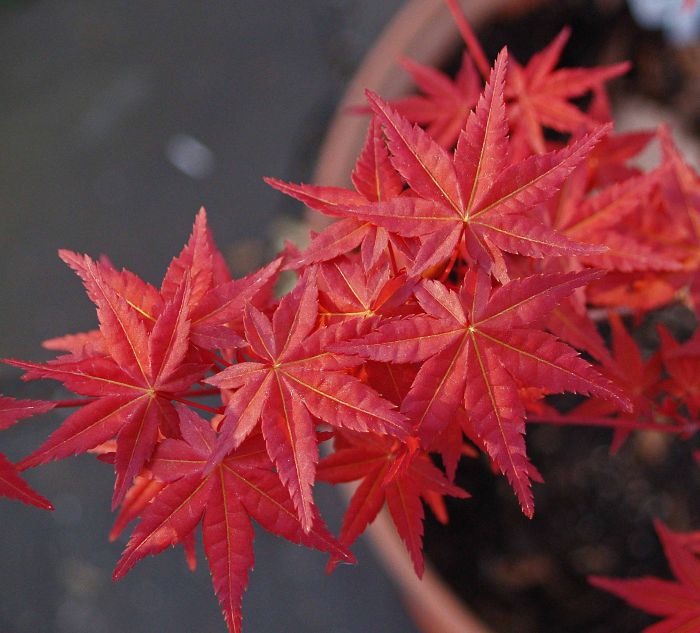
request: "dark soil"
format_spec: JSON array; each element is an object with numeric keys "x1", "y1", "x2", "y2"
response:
[
  {"x1": 422, "y1": 4, "x2": 700, "y2": 632},
  {"x1": 425, "y1": 424, "x2": 700, "y2": 633}
]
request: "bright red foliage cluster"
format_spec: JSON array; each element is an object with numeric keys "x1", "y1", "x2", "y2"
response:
[{"x1": 3, "y1": 3, "x2": 700, "y2": 632}]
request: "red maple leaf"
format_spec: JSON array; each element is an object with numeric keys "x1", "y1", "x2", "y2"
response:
[
  {"x1": 266, "y1": 117, "x2": 408, "y2": 271},
  {"x1": 342, "y1": 51, "x2": 607, "y2": 277},
  {"x1": 9, "y1": 259, "x2": 205, "y2": 508},
  {"x1": 113, "y1": 405, "x2": 353, "y2": 633},
  {"x1": 655, "y1": 125, "x2": 700, "y2": 312},
  {"x1": 317, "y1": 430, "x2": 468, "y2": 577},
  {"x1": 0, "y1": 395, "x2": 55, "y2": 510},
  {"x1": 567, "y1": 312, "x2": 664, "y2": 453},
  {"x1": 336, "y1": 270, "x2": 629, "y2": 517},
  {"x1": 390, "y1": 52, "x2": 481, "y2": 149},
  {"x1": 142, "y1": 208, "x2": 282, "y2": 351},
  {"x1": 590, "y1": 521, "x2": 700, "y2": 632},
  {"x1": 207, "y1": 271, "x2": 409, "y2": 531},
  {"x1": 505, "y1": 28, "x2": 628, "y2": 157},
  {"x1": 584, "y1": 87, "x2": 656, "y2": 189},
  {"x1": 45, "y1": 209, "x2": 280, "y2": 355},
  {"x1": 317, "y1": 256, "x2": 416, "y2": 322},
  {"x1": 0, "y1": 395, "x2": 54, "y2": 431},
  {"x1": 444, "y1": 0, "x2": 628, "y2": 158},
  {"x1": 6, "y1": 212, "x2": 281, "y2": 510},
  {"x1": 659, "y1": 325, "x2": 700, "y2": 419},
  {"x1": 0, "y1": 453, "x2": 52, "y2": 510},
  {"x1": 544, "y1": 162, "x2": 681, "y2": 273}
]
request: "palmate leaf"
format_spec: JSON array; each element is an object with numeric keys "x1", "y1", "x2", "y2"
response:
[
  {"x1": 591, "y1": 521, "x2": 700, "y2": 632},
  {"x1": 4, "y1": 212, "x2": 283, "y2": 511},
  {"x1": 161, "y1": 209, "x2": 283, "y2": 346},
  {"x1": 337, "y1": 270, "x2": 629, "y2": 517},
  {"x1": 10, "y1": 265, "x2": 203, "y2": 509},
  {"x1": 161, "y1": 207, "x2": 217, "y2": 307},
  {"x1": 207, "y1": 271, "x2": 409, "y2": 531},
  {"x1": 658, "y1": 124, "x2": 700, "y2": 247},
  {"x1": 317, "y1": 430, "x2": 467, "y2": 577},
  {"x1": 439, "y1": 1, "x2": 628, "y2": 159},
  {"x1": 590, "y1": 111, "x2": 653, "y2": 183},
  {"x1": 390, "y1": 52, "x2": 481, "y2": 149},
  {"x1": 545, "y1": 164, "x2": 683, "y2": 274},
  {"x1": 0, "y1": 395, "x2": 54, "y2": 431},
  {"x1": 569, "y1": 312, "x2": 662, "y2": 453},
  {"x1": 0, "y1": 452, "x2": 52, "y2": 510},
  {"x1": 8, "y1": 266, "x2": 199, "y2": 502},
  {"x1": 59, "y1": 209, "x2": 281, "y2": 352},
  {"x1": 338, "y1": 50, "x2": 608, "y2": 277},
  {"x1": 505, "y1": 27, "x2": 629, "y2": 156},
  {"x1": 114, "y1": 407, "x2": 352, "y2": 633},
  {"x1": 42, "y1": 329, "x2": 106, "y2": 355},
  {"x1": 318, "y1": 256, "x2": 415, "y2": 321},
  {"x1": 659, "y1": 326, "x2": 700, "y2": 419},
  {"x1": 266, "y1": 117, "x2": 406, "y2": 270},
  {"x1": 0, "y1": 396, "x2": 55, "y2": 508}
]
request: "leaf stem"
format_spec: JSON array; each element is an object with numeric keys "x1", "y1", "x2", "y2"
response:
[
  {"x1": 178, "y1": 387, "x2": 221, "y2": 398},
  {"x1": 529, "y1": 412, "x2": 698, "y2": 435},
  {"x1": 386, "y1": 241, "x2": 399, "y2": 277},
  {"x1": 439, "y1": 229, "x2": 464, "y2": 283},
  {"x1": 169, "y1": 395, "x2": 225, "y2": 416},
  {"x1": 200, "y1": 349, "x2": 232, "y2": 369}
]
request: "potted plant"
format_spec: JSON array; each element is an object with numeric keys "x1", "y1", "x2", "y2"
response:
[{"x1": 2, "y1": 2, "x2": 700, "y2": 632}]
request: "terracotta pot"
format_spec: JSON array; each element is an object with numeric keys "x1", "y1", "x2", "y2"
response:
[{"x1": 311, "y1": 2, "x2": 544, "y2": 632}]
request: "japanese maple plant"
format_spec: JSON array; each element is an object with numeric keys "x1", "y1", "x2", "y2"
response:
[{"x1": 3, "y1": 2, "x2": 700, "y2": 631}]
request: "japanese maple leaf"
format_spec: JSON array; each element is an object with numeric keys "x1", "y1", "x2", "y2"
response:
[
  {"x1": 545, "y1": 163, "x2": 681, "y2": 273},
  {"x1": 0, "y1": 394, "x2": 54, "y2": 431},
  {"x1": 590, "y1": 521, "x2": 700, "y2": 632},
  {"x1": 266, "y1": 117, "x2": 408, "y2": 271},
  {"x1": 505, "y1": 27, "x2": 629, "y2": 157},
  {"x1": 344, "y1": 50, "x2": 607, "y2": 277},
  {"x1": 206, "y1": 271, "x2": 409, "y2": 531},
  {"x1": 0, "y1": 396, "x2": 55, "y2": 509},
  {"x1": 585, "y1": 87, "x2": 656, "y2": 189},
  {"x1": 659, "y1": 124, "x2": 700, "y2": 246},
  {"x1": 45, "y1": 209, "x2": 280, "y2": 354},
  {"x1": 337, "y1": 270, "x2": 629, "y2": 516},
  {"x1": 587, "y1": 127, "x2": 656, "y2": 189},
  {"x1": 109, "y1": 473, "x2": 166, "y2": 543},
  {"x1": 0, "y1": 452, "x2": 52, "y2": 510},
  {"x1": 9, "y1": 256, "x2": 207, "y2": 508},
  {"x1": 318, "y1": 256, "x2": 415, "y2": 322},
  {"x1": 37, "y1": 248, "x2": 166, "y2": 357},
  {"x1": 659, "y1": 325, "x2": 700, "y2": 419},
  {"x1": 390, "y1": 52, "x2": 481, "y2": 149},
  {"x1": 656, "y1": 125, "x2": 700, "y2": 312},
  {"x1": 545, "y1": 295, "x2": 613, "y2": 368},
  {"x1": 166, "y1": 211, "x2": 281, "y2": 350},
  {"x1": 444, "y1": 0, "x2": 627, "y2": 157},
  {"x1": 317, "y1": 430, "x2": 467, "y2": 577},
  {"x1": 114, "y1": 406, "x2": 352, "y2": 633},
  {"x1": 569, "y1": 312, "x2": 663, "y2": 453}
]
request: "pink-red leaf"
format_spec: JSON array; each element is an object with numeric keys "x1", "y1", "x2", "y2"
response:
[{"x1": 0, "y1": 452, "x2": 52, "y2": 510}]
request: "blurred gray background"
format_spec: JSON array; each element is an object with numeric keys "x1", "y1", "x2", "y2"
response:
[{"x1": 0, "y1": 2, "x2": 420, "y2": 632}]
